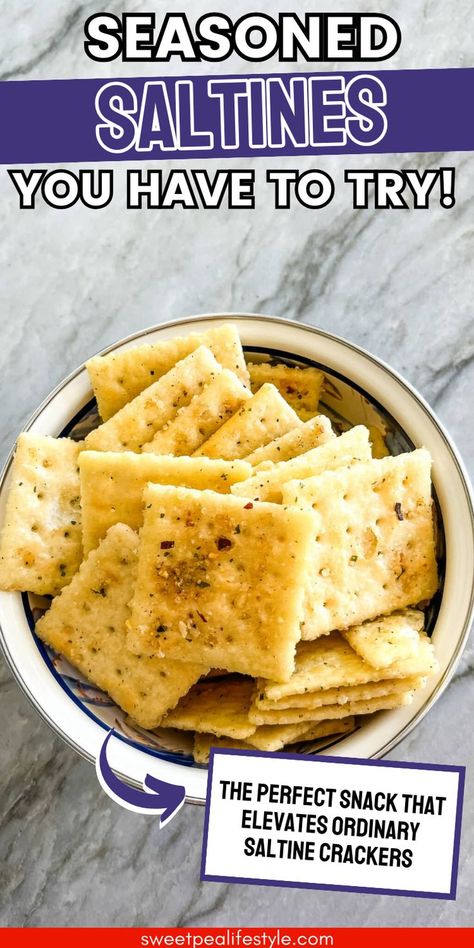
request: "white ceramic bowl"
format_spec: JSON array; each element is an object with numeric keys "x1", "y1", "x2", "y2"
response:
[{"x1": 1, "y1": 314, "x2": 473, "y2": 805}]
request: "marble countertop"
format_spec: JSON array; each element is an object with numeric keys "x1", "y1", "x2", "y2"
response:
[{"x1": 1, "y1": 0, "x2": 473, "y2": 928}]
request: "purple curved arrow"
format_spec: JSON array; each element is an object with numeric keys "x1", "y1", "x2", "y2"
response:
[{"x1": 96, "y1": 729, "x2": 185, "y2": 826}]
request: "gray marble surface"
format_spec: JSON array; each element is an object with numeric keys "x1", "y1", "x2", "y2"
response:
[{"x1": 1, "y1": 0, "x2": 473, "y2": 928}]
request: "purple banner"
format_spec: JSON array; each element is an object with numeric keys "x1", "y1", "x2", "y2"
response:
[{"x1": 0, "y1": 68, "x2": 471, "y2": 164}]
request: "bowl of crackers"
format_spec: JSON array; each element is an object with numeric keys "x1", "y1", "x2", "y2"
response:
[{"x1": 0, "y1": 314, "x2": 473, "y2": 803}]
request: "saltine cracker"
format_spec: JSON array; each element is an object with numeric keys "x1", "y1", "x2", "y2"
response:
[
  {"x1": 127, "y1": 484, "x2": 317, "y2": 680},
  {"x1": 249, "y1": 690, "x2": 416, "y2": 726},
  {"x1": 342, "y1": 608, "x2": 424, "y2": 669},
  {"x1": 255, "y1": 631, "x2": 438, "y2": 701},
  {"x1": 160, "y1": 677, "x2": 256, "y2": 739},
  {"x1": 0, "y1": 434, "x2": 82, "y2": 595},
  {"x1": 194, "y1": 383, "x2": 302, "y2": 460},
  {"x1": 246, "y1": 415, "x2": 335, "y2": 466},
  {"x1": 193, "y1": 717, "x2": 355, "y2": 761},
  {"x1": 282, "y1": 449, "x2": 438, "y2": 639},
  {"x1": 253, "y1": 674, "x2": 426, "y2": 711},
  {"x1": 84, "y1": 346, "x2": 222, "y2": 453},
  {"x1": 247, "y1": 362, "x2": 324, "y2": 417},
  {"x1": 143, "y1": 370, "x2": 251, "y2": 456},
  {"x1": 233, "y1": 425, "x2": 372, "y2": 503},
  {"x1": 35, "y1": 524, "x2": 206, "y2": 728},
  {"x1": 79, "y1": 451, "x2": 251, "y2": 553},
  {"x1": 87, "y1": 324, "x2": 249, "y2": 420}
]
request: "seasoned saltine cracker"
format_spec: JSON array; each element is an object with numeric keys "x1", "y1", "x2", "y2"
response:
[
  {"x1": 342, "y1": 608, "x2": 424, "y2": 669},
  {"x1": 35, "y1": 524, "x2": 206, "y2": 728},
  {"x1": 247, "y1": 362, "x2": 324, "y2": 418},
  {"x1": 253, "y1": 674, "x2": 426, "y2": 711},
  {"x1": 249, "y1": 690, "x2": 415, "y2": 726},
  {"x1": 233, "y1": 425, "x2": 372, "y2": 503},
  {"x1": 247, "y1": 716, "x2": 355, "y2": 752},
  {"x1": 193, "y1": 734, "x2": 255, "y2": 762},
  {"x1": 87, "y1": 324, "x2": 249, "y2": 420},
  {"x1": 143, "y1": 370, "x2": 251, "y2": 456},
  {"x1": 127, "y1": 484, "x2": 316, "y2": 680},
  {"x1": 256, "y1": 631, "x2": 438, "y2": 701},
  {"x1": 369, "y1": 426, "x2": 390, "y2": 459},
  {"x1": 84, "y1": 346, "x2": 221, "y2": 453},
  {"x1": 193, "y1": 717, "x2": 355, "y2": 761},
  {"x1": 0, "y1": 434, "x2": 83, "y2": 595},
  {"x1": 282, "y1": 449, "x2": 438, "y2": 640},
  {"x1": 79, "y1": 451, "x2": 251, "y2": 553},
  {"x1": 194, "y1": 383, "x2": 301, "y2": 460},
  {"x1": 160, "y1": 677, "x2": 256, "y2": 739},
  {"x1": 246, "y1": 415, "x2": 335, "y2": 466}
]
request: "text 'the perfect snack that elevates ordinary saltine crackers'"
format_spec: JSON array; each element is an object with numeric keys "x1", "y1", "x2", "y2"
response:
[
  {"x1": 0, "y1": 434, "x2": 83, "y2": 595},
  {"x1": 84, "y1": 346, "x2": 222, "y2": 453},
  {"x1": 127, "y1": 484, "x2": 317, "y2": 681},
  {"x1": 142, "y1": 369, "x2": 251, "y2": 457},
  {"x1": 194, "y1": 383, "x2": 302, "y2": 460},
  {"x1": 79, "y1": 451, "x2": 251, "y2": 553},
  {"x1": 87, "y1": 323, "x2": 249, "y2": 420},
  {"x1": 35, "y1": 524, "x2": 206, "y2": 729},
  {"x1": 281, "y1": 449, "x2": 438, "y2": 640}
]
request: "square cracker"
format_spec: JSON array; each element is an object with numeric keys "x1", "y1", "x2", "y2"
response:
[
  {"x1": 232, "y1": 426, "x2": 372, "y2": 503},
  {"x1": 79, "y1": 451, "x2": 251, "y2": 554},
  {"x1": 35, "y1": 524, "x2": 206, "y2": 728},
  {"x1": 193, "y1": 717, "x2": 354, "y2": 761},
  {"x1": 87, "y1": 324, "x2": 249, "y2": 420},
  {"x1": 0, "y1": 434, "x2": 83, "y2": 595},
  {"x1": 282, "y1": 449, "x2": 438, "y2": 639},
  {"x1": 84, "y1": 346, "x2": 222, "y2": 453},
  {"x1": 193, "y1": 734, "x2": 255, "y2": 762},
  {"x1": 143, "y1": 370, "x2": 251, "y2": 457},
  {"x1": 256, "y1": 630, "x2": 438, "y2": 701},
  {"x1": 253, "y1": 674, "x2": 426, "y2": 711},
  {"x1": 247, "y1": 362, "x2": 324, "y2": 418},
  {"x1": 249, "y1": 690, "x2": 416, "y2": 725},
  {"x1": 247, "y1": 716, "x2": 355, "y2": 752},
  {"x1": 342, "y1": 608, "x2": 424, "y2": 669},
  {"x1": 160, "y1": 677, "x2": 256, "y2": 738},
  {"x1": 246, "y1": 415, "x2": 334, "y2": 466},
  {"x1": 194, "y1": 383, "x2": 301, "y2": 460},
  {"x1": 127, "y1": 484, "x2": 317, "y2": 680}
]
